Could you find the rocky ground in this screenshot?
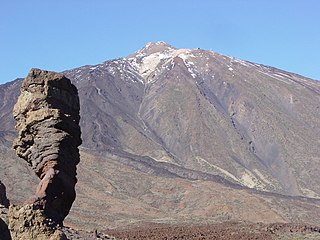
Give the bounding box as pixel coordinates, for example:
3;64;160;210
105;222;320;240
61;227;115;239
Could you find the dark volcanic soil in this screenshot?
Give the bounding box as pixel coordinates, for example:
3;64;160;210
105;222;320;240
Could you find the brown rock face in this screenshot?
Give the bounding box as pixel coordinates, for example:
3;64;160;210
12;68;82;224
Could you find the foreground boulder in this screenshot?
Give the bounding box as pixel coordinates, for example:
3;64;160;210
12;68;82;225
8;204;66;240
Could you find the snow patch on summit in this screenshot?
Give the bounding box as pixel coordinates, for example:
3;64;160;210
178;52;198;78
134;51;172;79
128;47;199;82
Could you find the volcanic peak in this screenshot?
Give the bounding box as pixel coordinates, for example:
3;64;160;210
127;41;198;82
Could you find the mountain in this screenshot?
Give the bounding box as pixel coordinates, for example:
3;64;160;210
1;41;320;230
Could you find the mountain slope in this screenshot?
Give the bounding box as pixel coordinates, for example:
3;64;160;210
64;41;320;197
0;41;320;229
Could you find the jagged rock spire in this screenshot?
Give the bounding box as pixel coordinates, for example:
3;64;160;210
12;68;82;224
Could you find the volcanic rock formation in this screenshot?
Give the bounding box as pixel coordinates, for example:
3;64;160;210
12;68;82;224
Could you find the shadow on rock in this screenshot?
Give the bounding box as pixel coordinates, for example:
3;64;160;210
0;217;11;240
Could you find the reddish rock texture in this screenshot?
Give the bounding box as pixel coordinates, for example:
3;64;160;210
106;222;320;240
12;68;81;224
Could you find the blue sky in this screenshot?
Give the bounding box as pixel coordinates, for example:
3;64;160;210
1;0;319;84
